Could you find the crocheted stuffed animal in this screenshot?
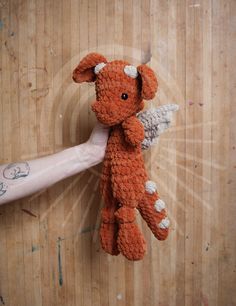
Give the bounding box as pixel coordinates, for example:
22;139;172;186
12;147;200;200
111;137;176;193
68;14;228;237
73;53;174;261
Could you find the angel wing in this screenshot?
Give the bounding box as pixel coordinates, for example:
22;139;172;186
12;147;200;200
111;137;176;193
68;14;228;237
137;104;179;150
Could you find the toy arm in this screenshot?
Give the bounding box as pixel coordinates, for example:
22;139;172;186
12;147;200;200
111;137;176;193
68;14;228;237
122;115;145;146
0;123;109;205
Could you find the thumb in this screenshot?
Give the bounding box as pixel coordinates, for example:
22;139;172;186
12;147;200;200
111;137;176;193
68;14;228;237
88;122;110;146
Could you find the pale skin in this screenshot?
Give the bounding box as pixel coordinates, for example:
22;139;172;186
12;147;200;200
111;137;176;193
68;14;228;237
0;122;109;205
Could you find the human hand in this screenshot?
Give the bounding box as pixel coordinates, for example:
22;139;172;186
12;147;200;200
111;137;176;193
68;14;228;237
85;122;110;163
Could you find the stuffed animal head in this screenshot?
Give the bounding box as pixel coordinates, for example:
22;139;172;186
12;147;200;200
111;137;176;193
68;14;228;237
73;52;158;126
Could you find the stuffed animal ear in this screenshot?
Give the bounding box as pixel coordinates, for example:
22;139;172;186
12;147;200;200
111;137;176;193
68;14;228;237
137;64;158;100
72;52;107;83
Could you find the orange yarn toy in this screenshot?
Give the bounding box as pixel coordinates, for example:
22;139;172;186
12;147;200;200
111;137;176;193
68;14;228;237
73;53;170;260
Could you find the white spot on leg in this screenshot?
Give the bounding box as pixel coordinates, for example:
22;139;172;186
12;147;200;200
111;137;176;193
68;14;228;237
158;217;170;229
145;180;157;194
154;199;165;212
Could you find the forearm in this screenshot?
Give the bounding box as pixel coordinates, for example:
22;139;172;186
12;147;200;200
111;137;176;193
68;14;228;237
0;143;102;205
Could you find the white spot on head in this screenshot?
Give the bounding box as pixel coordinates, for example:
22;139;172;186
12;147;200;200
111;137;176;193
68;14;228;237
145;180;157;194
154;199;165;212
124;65;138;78
158;217;170;229
94;62;106;74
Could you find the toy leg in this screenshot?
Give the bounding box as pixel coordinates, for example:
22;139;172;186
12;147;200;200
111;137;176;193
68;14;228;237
111;171;147;260
115;207;146;261
137;181;170;240
100;175;120;255
100;201;119;256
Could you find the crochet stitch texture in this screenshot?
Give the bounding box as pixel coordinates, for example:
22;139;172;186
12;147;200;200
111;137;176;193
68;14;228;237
73;53;170;261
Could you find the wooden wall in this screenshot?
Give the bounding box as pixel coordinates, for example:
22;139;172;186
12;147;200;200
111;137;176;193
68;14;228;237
0;0;236;305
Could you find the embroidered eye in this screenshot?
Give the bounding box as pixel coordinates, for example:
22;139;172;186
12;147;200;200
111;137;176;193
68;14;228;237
121;93;128;100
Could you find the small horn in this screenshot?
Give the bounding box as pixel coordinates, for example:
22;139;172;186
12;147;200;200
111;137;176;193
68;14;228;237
94;62;106;74
124;65;138;78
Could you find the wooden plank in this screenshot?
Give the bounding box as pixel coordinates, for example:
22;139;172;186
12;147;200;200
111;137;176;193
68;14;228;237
185;1;197;304
201;1;214;305
35;1;51;305
0;2;10;305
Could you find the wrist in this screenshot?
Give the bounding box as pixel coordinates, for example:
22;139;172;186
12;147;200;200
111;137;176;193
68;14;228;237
74;142;105;169
84;141;106;165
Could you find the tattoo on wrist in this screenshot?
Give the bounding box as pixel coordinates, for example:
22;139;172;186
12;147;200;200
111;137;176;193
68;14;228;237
0;182;8;196
3;162;30;180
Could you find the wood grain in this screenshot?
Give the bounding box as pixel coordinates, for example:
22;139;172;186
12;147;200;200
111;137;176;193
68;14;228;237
0;1;236;305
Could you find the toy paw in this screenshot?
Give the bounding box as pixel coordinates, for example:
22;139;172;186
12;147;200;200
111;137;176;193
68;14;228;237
122;116;145;146
100;222;120;255
117;223;146;261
